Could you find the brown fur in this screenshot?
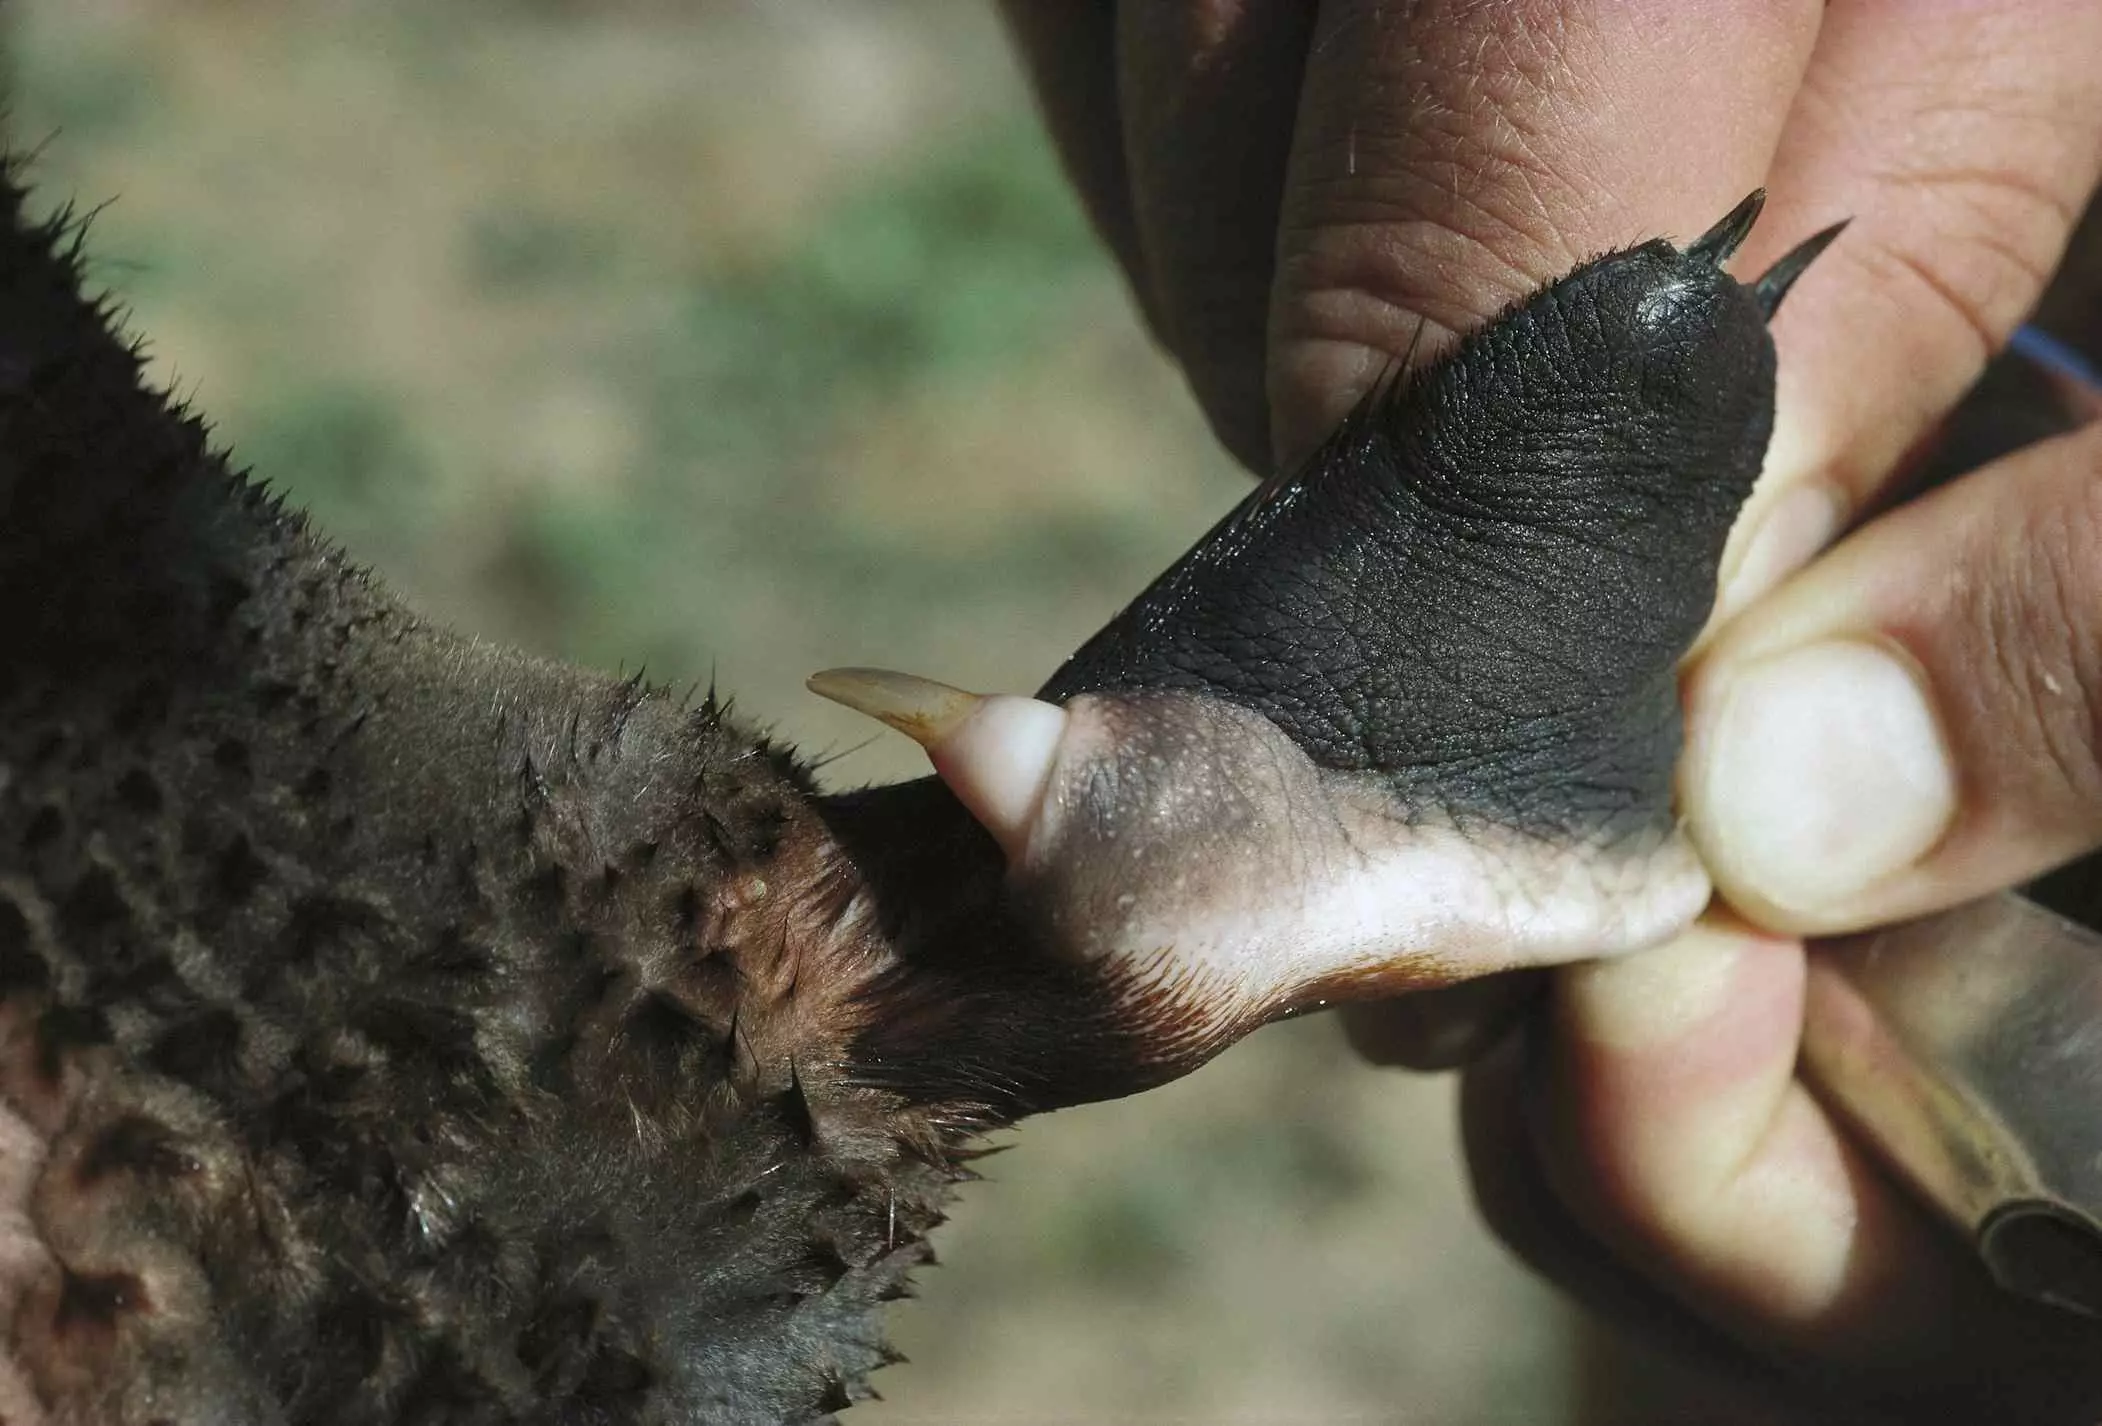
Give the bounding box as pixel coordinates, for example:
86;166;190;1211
0;163;1164;1425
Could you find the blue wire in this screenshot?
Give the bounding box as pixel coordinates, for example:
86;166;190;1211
2010;324;2102;392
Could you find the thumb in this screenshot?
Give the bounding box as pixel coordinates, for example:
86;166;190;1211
1682;416;2102;935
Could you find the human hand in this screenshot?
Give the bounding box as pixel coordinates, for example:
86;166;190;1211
1006;1;2102;1417
1477;222;2102;1422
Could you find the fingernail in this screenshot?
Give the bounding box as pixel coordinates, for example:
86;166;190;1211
1691;640;1957;913
1712;479;1842;625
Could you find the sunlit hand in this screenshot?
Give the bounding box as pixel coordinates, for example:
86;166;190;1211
1006;2;2102;1418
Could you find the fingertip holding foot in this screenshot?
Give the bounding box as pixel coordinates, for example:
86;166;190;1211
807;667;1065;865
1709;477;1843;630
1536;921;1924;1338
1547;919;1810;1198
1554;916;1778;1055
1684;638;1958;929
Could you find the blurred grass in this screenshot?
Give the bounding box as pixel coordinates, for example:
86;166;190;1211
2;2;1573;1420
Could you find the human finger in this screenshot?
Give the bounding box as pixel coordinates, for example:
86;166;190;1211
1685;417;2102;934
997;3;1154;328
1113;3;1316;470
1338;972;1539;1072
1526;918;2102;1419
1265;0;1821;465
1709;0;2102;618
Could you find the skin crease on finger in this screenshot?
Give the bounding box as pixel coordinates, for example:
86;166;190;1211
1708;0;2102;617
1524;917;2102;1417
1539;926;1932;1347
1264;0;1821;466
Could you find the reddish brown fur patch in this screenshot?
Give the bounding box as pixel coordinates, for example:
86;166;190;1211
71;1115;202;1190
50;1266;148;1334
0;1098;55;1426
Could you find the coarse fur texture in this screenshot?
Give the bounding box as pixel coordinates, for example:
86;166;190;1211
0;163;1107;1425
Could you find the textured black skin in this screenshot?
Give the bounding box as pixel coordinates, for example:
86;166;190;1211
1044;236;1779;839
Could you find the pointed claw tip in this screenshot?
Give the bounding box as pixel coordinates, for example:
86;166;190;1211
1687;188;1767;268
807;669;1065;863
1751;217;1849;319
806;667;984;749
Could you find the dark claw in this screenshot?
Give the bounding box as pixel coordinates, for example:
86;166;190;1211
1752;218;1850;318
1686;187;1767;268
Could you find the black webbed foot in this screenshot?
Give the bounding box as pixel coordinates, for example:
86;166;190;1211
821;194;1846;1061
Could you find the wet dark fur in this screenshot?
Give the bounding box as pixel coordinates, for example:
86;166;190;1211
0;165;1151;1424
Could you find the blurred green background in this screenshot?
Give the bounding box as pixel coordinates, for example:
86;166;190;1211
1;2;1578;1419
